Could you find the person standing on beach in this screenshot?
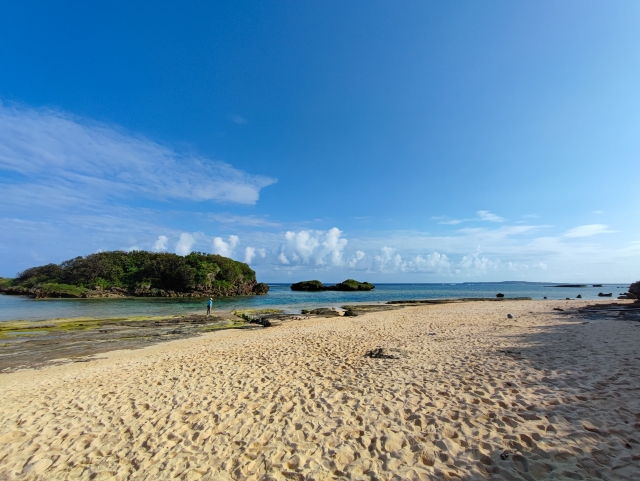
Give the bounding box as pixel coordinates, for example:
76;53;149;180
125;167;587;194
207;298;212;316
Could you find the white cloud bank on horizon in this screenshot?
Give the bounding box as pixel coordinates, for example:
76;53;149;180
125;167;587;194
0;103;276;206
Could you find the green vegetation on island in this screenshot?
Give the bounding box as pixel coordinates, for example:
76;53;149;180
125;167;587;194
290;279;375;292
0;251;269;299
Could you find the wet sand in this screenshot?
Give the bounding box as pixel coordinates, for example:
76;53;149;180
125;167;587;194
0;300;639;480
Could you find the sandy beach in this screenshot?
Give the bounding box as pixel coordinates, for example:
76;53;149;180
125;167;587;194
1;300;639;480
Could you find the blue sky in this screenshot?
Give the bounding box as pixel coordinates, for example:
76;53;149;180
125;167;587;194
1;1;639;282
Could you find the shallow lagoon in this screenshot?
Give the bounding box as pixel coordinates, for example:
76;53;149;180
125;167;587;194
0;282;628;322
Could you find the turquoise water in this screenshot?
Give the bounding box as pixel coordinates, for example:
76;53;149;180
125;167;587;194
0;283;628;321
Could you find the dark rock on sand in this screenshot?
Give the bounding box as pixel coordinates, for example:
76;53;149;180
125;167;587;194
307;308;342;316
365;348;399;359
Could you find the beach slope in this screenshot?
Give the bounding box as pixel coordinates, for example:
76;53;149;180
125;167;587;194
0;300;639;480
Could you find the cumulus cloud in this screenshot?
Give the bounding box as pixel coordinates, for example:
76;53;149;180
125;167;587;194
458;251;498;271
243;246;264;264
212;235;239;257
278;252;290;265
348;250;365;268
563;224;614;238
408;252;450;271
476;210;505;223
153;235;168;252
175;233;195;256
0;103;275;206
372;247;450;273
280;228;348;266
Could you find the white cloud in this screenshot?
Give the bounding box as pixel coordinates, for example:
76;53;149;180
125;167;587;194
563;224;614;238
244;246;256;264
175;233;195;256
212;235;239;257
458;251;498;271
278;252;290;265
476;210;505;223
208;213;280;227
432;211;504;225
408;252;450;272
321;227;348;265
348;250;365;268
0;103;275;206
280;227;348;266
153;235;169;252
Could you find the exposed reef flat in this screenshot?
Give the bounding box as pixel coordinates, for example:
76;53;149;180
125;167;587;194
0;313;258;373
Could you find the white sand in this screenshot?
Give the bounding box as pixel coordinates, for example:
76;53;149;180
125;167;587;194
1;300;639;480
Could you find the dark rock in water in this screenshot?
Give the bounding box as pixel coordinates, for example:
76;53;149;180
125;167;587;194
554;284;587;288
592;284;603;287
365;348;398;359
577;294;582;299
618;293;638;300
598;292;612;297
290;279;375;292
291;280;325;291
252;283;269;295
333;279;375;291
496;293;505;298
544;297;547;299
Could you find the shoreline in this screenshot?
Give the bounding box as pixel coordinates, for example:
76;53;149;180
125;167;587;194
1;299;638;479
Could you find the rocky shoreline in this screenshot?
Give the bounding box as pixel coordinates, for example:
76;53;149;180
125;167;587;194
0;281;269;299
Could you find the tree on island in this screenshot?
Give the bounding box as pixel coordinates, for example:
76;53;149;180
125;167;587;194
1;251;269;298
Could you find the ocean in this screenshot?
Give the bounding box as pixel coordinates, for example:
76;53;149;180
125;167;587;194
0;282;628;322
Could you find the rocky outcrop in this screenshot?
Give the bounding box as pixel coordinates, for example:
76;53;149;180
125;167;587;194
2;251;269;299
252;283;270;295
291;280;325;291
291;279;375;292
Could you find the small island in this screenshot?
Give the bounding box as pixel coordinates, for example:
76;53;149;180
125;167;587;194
290;279;375;292
0;251;269;299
